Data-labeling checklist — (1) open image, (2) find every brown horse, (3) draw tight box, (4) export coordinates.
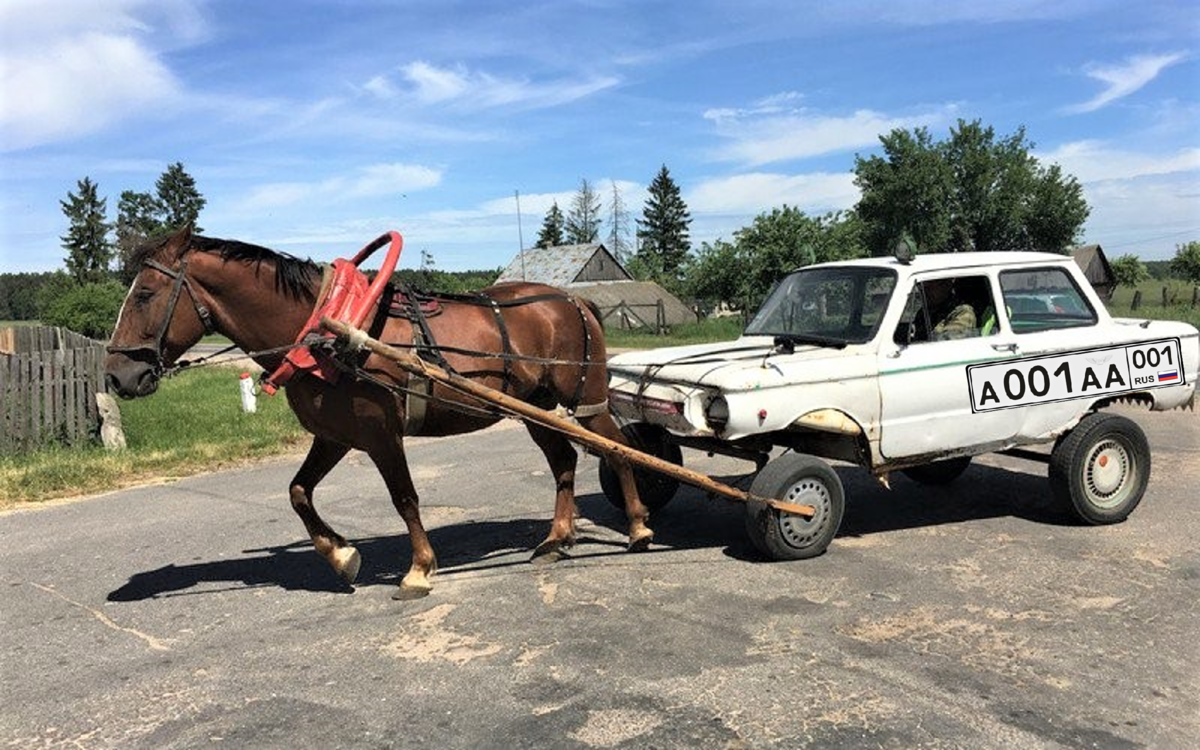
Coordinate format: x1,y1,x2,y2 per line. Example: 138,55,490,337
104,227,653,599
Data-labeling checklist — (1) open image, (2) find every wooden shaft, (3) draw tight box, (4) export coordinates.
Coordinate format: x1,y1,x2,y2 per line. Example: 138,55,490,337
321,316,815,519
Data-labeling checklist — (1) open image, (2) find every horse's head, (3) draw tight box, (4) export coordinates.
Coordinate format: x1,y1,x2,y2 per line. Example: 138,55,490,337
105,225,216,399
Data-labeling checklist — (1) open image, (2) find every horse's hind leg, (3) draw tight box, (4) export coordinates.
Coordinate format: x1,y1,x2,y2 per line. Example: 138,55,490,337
525,423,580,560
289,437,360,583
578,412,654,550
368,440,437,599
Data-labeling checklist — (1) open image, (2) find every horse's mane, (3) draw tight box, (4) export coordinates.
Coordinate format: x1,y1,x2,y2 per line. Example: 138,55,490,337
135,232,321,301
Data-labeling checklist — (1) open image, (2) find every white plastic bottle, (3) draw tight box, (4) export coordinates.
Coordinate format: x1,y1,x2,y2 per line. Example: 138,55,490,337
239,371,257,413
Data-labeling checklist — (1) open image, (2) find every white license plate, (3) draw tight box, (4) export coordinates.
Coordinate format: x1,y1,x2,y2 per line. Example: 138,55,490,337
967,338,1185,413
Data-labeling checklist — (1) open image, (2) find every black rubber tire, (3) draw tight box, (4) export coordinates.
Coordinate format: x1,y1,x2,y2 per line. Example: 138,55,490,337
1049,412,1150,525
902,456,972,485
744,453,844,561
599,423,683,513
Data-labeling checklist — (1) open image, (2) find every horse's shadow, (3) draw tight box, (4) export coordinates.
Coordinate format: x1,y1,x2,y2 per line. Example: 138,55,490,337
107,462,1070,602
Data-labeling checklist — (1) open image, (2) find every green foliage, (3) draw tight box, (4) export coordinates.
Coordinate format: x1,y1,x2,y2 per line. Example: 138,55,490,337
391,268,503,294
536,201,566,248
37,279,127,339
0,272,59,320
156,161,206,233
116,189,164,284
635,165,692,286
686,207,864,312
603,316,745,349
854,119,1089,255
60,177,114,283
1109,254,1150,287
565,178,602,244
1169,240,1200,283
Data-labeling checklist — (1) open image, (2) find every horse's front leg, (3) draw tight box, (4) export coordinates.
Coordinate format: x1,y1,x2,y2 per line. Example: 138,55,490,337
368,439,437,599
289,436,359,583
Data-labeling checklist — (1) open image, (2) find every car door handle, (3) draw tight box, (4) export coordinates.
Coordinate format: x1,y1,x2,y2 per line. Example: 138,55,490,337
991,342,1018,353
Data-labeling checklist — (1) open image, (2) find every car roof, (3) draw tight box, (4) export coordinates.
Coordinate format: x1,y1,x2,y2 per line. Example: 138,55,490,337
809,251,1074,274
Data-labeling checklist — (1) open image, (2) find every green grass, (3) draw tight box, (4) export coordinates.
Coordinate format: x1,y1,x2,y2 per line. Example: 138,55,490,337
604,316,745,349
1,366,309,506
1107,280,1200,329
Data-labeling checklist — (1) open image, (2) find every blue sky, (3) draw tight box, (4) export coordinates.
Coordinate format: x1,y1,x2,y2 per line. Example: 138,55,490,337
1,0,1198,274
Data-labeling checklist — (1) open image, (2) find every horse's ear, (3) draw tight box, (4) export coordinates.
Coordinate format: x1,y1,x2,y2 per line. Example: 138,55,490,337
163,223,194,257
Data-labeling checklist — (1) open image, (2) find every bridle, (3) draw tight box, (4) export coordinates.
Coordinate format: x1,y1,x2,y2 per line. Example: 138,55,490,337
106,254,217,376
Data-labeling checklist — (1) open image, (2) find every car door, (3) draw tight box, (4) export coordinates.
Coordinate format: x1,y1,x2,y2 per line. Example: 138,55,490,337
877,271,1024,460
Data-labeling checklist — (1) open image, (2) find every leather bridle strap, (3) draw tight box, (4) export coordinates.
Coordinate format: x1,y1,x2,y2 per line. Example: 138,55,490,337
106,256,216,374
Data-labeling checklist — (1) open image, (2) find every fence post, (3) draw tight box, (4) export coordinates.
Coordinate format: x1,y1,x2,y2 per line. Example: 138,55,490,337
1192,286,1199,309
1131,290,1142,311
656,299,666,335
1162,286,1169,307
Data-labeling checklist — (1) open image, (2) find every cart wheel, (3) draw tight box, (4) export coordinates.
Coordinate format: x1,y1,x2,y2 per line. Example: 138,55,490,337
902,456,972,485
599,423,682,512
1049,412,1150,525
744,453,844,560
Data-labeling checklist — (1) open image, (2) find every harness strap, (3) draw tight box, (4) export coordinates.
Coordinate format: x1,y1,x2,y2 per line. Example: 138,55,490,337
566,295,592,415
482,293,513,395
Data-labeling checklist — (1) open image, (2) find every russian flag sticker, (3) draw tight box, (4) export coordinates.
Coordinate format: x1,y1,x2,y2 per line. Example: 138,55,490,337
1158,370,1180,383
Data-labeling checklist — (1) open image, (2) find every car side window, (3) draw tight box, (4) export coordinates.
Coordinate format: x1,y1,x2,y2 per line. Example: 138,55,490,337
999,268,1097,333
894,274,998,345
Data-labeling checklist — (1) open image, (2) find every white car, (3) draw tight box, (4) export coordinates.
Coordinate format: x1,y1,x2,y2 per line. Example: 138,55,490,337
603,250,1198,560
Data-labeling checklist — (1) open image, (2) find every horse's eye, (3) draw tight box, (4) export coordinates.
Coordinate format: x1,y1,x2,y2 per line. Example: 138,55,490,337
135,289,155,305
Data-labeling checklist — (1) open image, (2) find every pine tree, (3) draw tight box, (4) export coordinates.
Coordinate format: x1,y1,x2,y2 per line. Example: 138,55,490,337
115,190,164,283
636,165,692,282
60,177,114,284
536,201,566,248
606,180,631,262
565,178,602,244
155,162,206,233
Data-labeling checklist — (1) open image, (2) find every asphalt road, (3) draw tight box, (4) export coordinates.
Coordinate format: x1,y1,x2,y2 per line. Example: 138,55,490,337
2,406,1197,748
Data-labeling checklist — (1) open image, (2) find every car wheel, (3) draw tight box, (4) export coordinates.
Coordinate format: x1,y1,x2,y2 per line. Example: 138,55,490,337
1049,412,1150,525
599,423,682,513
744,453,844,561
902,456,972,485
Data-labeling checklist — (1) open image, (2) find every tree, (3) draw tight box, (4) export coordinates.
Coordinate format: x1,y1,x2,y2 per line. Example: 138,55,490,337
854,119,1089,255
38,279,128,339
606,180,632,262
536,201,565,248
636,165,692,285
1170,240,1200,284
686,207,863,311
565,178,602,244
1110,254,1150,288
60,177,114,284
116,189,164,283
155,162,206,233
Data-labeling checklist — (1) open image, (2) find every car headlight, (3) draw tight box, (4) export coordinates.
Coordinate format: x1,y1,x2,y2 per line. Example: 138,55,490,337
705,395,729,433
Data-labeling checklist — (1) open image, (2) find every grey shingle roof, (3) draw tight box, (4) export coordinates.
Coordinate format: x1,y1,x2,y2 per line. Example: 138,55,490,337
495,244,611,286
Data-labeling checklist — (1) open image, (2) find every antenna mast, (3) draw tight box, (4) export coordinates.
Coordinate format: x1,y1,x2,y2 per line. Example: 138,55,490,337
515,189,526,280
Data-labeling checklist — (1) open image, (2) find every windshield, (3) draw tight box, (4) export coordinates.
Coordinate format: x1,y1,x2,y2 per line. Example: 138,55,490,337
745,266,898,344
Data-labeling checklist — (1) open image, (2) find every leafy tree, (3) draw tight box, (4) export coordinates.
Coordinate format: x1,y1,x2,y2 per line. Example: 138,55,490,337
687,207,863,311
854,119,1089,255
635,165,692,285
1170,240,1200,283
1110,254,1150,287
536,201,565,248
565,178,602,244
156,162,206,233
606,180,632,262
116,189,164,283
38,279,128,339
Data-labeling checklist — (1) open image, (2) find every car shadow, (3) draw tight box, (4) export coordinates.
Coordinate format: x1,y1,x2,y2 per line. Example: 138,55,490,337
107,461,1073,601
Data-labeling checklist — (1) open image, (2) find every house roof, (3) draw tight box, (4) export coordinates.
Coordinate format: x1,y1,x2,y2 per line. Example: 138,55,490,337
1070,244,1114,283
495,244,625,286
567,280,695,328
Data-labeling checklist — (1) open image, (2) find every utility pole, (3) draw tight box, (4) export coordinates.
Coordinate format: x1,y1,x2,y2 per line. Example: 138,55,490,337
515,189,526,280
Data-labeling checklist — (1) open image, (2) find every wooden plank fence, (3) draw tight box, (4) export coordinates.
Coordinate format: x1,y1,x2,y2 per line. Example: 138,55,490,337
0,326,107,452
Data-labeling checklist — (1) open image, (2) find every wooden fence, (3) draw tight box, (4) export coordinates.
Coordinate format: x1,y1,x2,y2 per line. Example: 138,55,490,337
0,326,107,452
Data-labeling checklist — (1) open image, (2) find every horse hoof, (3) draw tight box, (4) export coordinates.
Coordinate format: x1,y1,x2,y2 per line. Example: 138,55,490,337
531,547,566,565
333,547,361,584
392,584,432,601
628,530,654,552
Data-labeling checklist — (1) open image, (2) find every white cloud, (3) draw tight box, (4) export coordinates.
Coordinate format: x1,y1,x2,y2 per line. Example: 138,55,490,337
364,60,620,111
0,0,209,151
1038,141,1200,183
240,163,443,210
688,172,859,215
706,104,956,166
1065,52,1188,114
1080,174,1200,260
